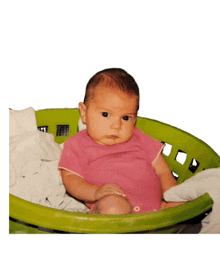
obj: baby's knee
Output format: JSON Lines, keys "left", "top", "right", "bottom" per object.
{"left": 93, "top": 194, "right": 132, "bottom": 215}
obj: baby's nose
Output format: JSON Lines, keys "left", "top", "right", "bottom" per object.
{"left": 110, "top": 118, "right": 121, "bottom": 130}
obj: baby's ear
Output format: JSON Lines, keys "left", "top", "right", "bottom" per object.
{"left": 78, "top": 102, "right": 87, "bottom": 124}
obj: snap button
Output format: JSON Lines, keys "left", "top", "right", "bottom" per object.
{"left": 134, "top": 206, "right": 140, "bottom": 212}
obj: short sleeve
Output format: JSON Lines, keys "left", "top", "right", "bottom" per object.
{"left": 58, "top": 133, "right": 85, "bottom": 178}
{"left": 135, "top": 127, "right": 164, "bottom": 164}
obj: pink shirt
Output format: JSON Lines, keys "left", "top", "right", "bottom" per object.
{"left": 58, "top": 127, "right": 164, "bottom": 213}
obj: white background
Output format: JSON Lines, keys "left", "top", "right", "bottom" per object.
{"left": 2, "top": 0, "right": 220, "bottom": 256}
{"left": 3, "top": 1, "right": 219, "bottom": 156}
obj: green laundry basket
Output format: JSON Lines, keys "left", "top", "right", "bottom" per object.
{"left": 9, "top": 108, "right": 220, "bottom": 234}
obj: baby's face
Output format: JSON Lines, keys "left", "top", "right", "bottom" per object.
{"left": 79, "top": 83, "right": 138, "bottom": 146}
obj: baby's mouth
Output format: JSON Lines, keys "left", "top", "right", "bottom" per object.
{"left": 106, "top": 135, "right": 119, "bottom": 139}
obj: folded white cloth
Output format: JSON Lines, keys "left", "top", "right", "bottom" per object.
{"left": 9, "top": 107, "right": 89, "bottom": 213}
{"left": 164, "top": 168, "right": 220, "bottom": 234}
{"left": 9, "top": 107, "right": 37, "bottom": 137}
{"left": 9, "top": 130, "right": 62, "bottom": 187}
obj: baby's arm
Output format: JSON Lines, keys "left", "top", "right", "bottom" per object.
{"left": 61, "top": 169, "right": 126, "bottom": 203}
{"left": 152, "top": 153, "right": 185, "bottom": 209}
{"left": 152, "top": 153, "right": 177, "bottom": 193}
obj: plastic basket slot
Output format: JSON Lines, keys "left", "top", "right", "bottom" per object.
{"left": 38, "top": 126, "right": 48, "bottom": 132}
{"left": 162, "top": 142, "right": 172, "bottom": 156}
{"left": 172, "top": 171, "right": 179, "bottom": 180}
{"left": 188, "top": 158, "right": 200, "bottom": 173}
{"left": 175, "top": 150, "right": 187, "bottom": 165}
{"left": 56, "top": 125, "right": 69, "bottom": 136}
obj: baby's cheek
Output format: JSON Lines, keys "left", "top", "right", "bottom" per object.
{"left": 121, "top": 128, "right": 135, "bottom": 142}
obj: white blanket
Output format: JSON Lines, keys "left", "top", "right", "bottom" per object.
{"left": 164, "top": 168, "right": 220, "bottom": 234}
{"left": 9, "top": 107, "right": 89, "bottom": 213}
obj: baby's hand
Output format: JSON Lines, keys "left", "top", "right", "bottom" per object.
{"left": 94, "top": 184, "right": 126, "bottom": 201}
{"left": 160, "top": 201, "right": 186, "bottom": 210}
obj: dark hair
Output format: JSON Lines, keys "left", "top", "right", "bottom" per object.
{"left": 84, "top": 68, "right": 140, "bottom": 111}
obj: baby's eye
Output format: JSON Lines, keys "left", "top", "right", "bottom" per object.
{"left": 122, "top": 116, "right": 131, "bottom": 121}
{"left": 102, "top": 112, "right": 110, "bottom": 118}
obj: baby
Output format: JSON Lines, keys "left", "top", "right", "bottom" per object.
{"left": 58, "top": 68, "right": 183, "bottom": 214}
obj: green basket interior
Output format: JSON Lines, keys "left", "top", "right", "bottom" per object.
{"left": 9, "top": 108, "right": 220, "bottom": 234}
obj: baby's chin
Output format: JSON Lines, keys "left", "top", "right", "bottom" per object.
{"left": 96, "top": 139, "right": 121, "bottom": 146}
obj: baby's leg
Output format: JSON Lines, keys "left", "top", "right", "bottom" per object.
{"left": 93, "top": 194, "right": 132, "bottom": 215}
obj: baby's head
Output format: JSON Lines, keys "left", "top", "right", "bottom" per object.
{"left": 79, "top": 68, "right": 139, "bottom": 146}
